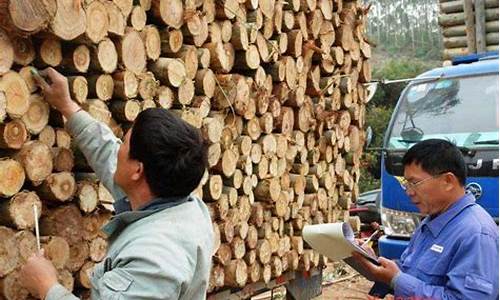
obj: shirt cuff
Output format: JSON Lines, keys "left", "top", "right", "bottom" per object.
{"left": 390, "top": 271, "right": 401, "bottom": 288}
{"left": 394, "top": 271, "right": 420, "bottom": 297}
{"left": 45, "top": 283, "right": 72, "bottom": 300}
{"left": 65, "top": 110, "right": 95, "bottom": 136}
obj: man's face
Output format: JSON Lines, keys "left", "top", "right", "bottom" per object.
{"left": 114, "top": 129, "right": 134, "bottom": 189}
{"left": 403, "top": 163, "right": 449, "bottom": 216}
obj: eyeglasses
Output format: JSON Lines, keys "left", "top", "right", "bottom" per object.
{"left": 400, "top": 173, "right": 446, "bottom": 191}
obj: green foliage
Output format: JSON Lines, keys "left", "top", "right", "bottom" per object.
{"left": 364, "top": 0, "right": 443, "bottom": 61}
{"left": 359, "top": 106, "right": 394, "bottom": 192}
{"left": 371, "top": 58, "right": 440, "bottom": 107}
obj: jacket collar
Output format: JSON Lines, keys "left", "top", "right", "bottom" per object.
{"left": 102, "top": 195, "right": 191, "bottom": 238}
{"left": 421, "top": 192, "right": 476, "bottom": 238}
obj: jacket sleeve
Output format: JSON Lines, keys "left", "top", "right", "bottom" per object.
{"left": 394, "top": 232, "right": 499, "bottom": 300}
{"left": 45, "top": 284, "right": 79, "bottom": 300}
{"left": 65, "top": 110, "right": 126, "bottom": 200}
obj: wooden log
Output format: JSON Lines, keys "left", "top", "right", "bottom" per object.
{"left": 130, "top": 5, "right": 147, "bottom": 31}
{"left": 177, "top": 79, "right": 195, "bottom": 105}
{"left": 0, "top": 226, "right": 18, "bottom": 276}
{"left": 105, "top": 1, "right": 126, "bottom": 37}
{"left": 89, "top": 236, "right": 107, "bottom": 262}
{"left": 151, "top": 0, "right": 184, "bottom": 29}
{"left": 67, "top": 241, "right": 89, "bottom": 272}
{"left": 0, "top": 191, "right": 41, "bottom": 230}
{"left": 0, "top": 119, "right": 28, "bottom": 150}
{"left": 17, "top": 141, "right": 53, "bottom": 184}
{"left": 78, "top": 261, "right": 94, "bottom": 289}
{"left": 1, "top": 71, "right": 30, "bottom": 118}
{"left": 439, "top": 9, "right": 499, "bottom": 27}
{"left": 42, "top": 236, "right": 70, "bottom": 269}
{"left": 231, "top": 236, "right": 246, "bottom": 259}
{"left": 149, "top": 57, "right": 187, "bottom": 87}
{"left": 224, "top": 259, "right": 248, "bottom": 288}
{"left": 137, "top": 72, "right": 159, "bottom": 101}
{"left": 234, "top": 45, "right": 261, "bottom": 71}
{"left": 113, "top": 70, "right": 139, "bottom": 99}
{"left": 89, "top": 38, "right": 118, "bottom": 74}
{"left": 160, "top": 29, "right": 184, "bottom": 54}
{"left": 50, "top": 0, "right": 86, "bottom": 40}
{"left": 0, "top": 0, "right": 55, "bottom": 37}
{"left": 87, "top": 74, "right": 114, "bottom": 101}
{"left": 15, "top": 230, "right": 37, "bottom": 263}
{"left": 11, "top": 36, "right": 35, "bottom": 66}
{"left": 203, "top": 42, "right": 230, "bottom": 73}
{"left": 0, "top": 158, "right": 25, "bottom": 197}
{"left": 254, "top": 178, "right": 281, "bottom": 202}
{"left": 67, "top": 76, "right": 88, "bottom": 105}
{"left": 203, "top": 174, "right": 223, "bottom": 201}
{"left": 76, "top": 181, "right": 98, "bottom": 214}
{"left": 116, "top": 28, "right": 147, "bottom": 75}
{"left": 40, "top": 204, "right": 84, "bottom": 246}
{"left": 38, "top": 172, "right": 76, "bottom": 203}
{"left": 55, "top": 129, "right": 71, "bottom": 149}
{"left": 141, "top": 25, "right": 161, "bottom": 61}
{"left": 85, "top": 0, "right": 109, "bottom": 43}
{"left": 209, "top": 265, "right": 225, "bottom": 290}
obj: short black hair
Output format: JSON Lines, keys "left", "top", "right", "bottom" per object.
{"left": 402, "top": 139, "right": 467, "bottom": 186}
{"left": 129, "top": 108, "right": 207, "bottom": 198}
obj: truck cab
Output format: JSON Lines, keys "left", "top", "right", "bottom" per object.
{"left": 378, "top": 53, "right": 499, "bottom": 259}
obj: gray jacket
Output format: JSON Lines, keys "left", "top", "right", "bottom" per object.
{"left": 46, "top": 111, "right": 214, "bottom": 300}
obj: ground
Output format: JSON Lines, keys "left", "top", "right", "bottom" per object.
{"left": 251, "top": 262, "right": 395, "bottom": 300}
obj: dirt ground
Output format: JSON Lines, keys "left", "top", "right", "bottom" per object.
{"left": 315, "top": 274, "right": 379, "bottom": 300}
{"left": 252, "top": 262, "right": 394, "bottom": 300}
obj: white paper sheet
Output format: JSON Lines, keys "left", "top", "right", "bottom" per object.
{"left": 302, "top": 222, "right": 380, "bottom": 280}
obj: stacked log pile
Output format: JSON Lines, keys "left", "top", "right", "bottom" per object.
{"left": 0, "top": 0, "right": 371, "bottom": 298}
{"left": 438, "top": 0, "right": 498, "bottom": 59}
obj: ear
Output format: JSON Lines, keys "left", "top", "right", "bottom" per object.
{"left": 442, "top": 172, "right": 456, "bottom": 191}
{"left": 131, "top": 161, "right": 144, "bottom": 181}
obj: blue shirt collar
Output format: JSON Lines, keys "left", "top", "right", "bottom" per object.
{"left": 421, "top": 192, "right": 476, "bottom": 238}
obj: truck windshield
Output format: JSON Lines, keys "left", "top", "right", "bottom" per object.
{"left": 387, "top": 73, "right": 499, "bottom": 150}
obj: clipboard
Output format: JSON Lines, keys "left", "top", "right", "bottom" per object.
{"left": 302, "top": 222, "right": 380, "bottom": 280}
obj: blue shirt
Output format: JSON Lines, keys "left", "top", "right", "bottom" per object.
{"left": 394, "top": 193, "right": 499, "bottom": 299}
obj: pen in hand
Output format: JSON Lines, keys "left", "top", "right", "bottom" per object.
{"left": 361, "top": 228, "right": 381, "bottom": 248}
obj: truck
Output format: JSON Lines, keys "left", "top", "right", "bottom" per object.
{"left": 376, "top": 52, "right": 499, "bottom": 259}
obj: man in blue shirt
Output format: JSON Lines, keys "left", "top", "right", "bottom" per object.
{"left": 353, "top": 139, "right": 499, "bottom": 299}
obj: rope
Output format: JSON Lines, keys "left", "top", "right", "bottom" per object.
{"left": 213, "top": 75, "right": 236, "bottom": 125}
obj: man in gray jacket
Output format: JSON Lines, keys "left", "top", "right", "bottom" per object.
{"left": 20, "top": 68, "right": 214, "bottom": 300}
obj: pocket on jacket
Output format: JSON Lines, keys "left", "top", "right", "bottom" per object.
{"left": 416, "top": 253, "right": 448, "bottom": 285}
{"left": 103, "top": 269, "right": 134, "bottom": 291}
{"left": 101, "top": 269, "right": 134, "bottom": 300}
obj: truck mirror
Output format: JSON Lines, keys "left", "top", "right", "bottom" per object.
{"left": 400, "top": 127, "right": 423, "bottom": 141}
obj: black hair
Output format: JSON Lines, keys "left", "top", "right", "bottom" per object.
{"left": 129, "top": 108, "right": 207, "bottom": 198}
{"left": 402, "top": 139, "right": 467, "bottom": 186}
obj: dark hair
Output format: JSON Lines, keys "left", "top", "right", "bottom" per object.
{"left": 129, "top": 108, "right": 207, "bottom": 198}
{"left": 402, "top": 139, "right": 467, "bottom": 186}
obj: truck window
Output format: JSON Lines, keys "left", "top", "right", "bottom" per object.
{"left": 387, "top": 73, "right": 499, "bottom": 150}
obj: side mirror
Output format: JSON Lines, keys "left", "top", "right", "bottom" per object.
{"left": 365, "top": 126, "right": 373, "bottom": 149}
{"left": 400, "top": 127, "right": 424, "bottom": 141}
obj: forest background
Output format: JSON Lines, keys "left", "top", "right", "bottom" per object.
{"left": 360, "top": 0, "right": 445, "bottom": 191}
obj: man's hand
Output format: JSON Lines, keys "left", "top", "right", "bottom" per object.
{"left": 34, "top": 67, "right": 81, "bottom": 119}
{"left": 355, "top": 238, "right": 377, "bottom": 257}
{"left": 20, "top": 250, "right": 59, "bottom": 299}
{"left": 352, "top": 251, "right": 400, "bottom": 286}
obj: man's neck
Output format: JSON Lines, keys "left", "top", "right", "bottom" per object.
{"left": 125, "top": 184, "right": 156, "bottom": 211}
{"left": 432, "top": 188, "right": 467, "bottom": 218}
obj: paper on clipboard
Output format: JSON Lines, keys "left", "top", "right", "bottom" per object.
{"left": 302, "top": 222, "right": 380, "bottom": 280}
